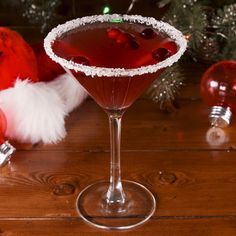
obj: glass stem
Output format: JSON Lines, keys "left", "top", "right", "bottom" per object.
{"left": 106, "top": 110, "right": 125, "bottom": 204}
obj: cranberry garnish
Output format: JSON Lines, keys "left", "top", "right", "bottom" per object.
{"left": 140, "top": 28, "right": 157, "bottom": 39}
{"left": 70, "top": 56, "right": 90, "bottom": 65}
{"left": 124, "top": 33, "right": 135, "bottom": 40}
{"left": 126, "top": 39, "right": 140, "bottom": 49}
{"left": 116, "top": 33, "right": 129, "bottom": 44}
{"left": 152, "top": 48, "right": 172, "bottom": 62}
{"left": 117, "top": 33, "right": 136, "bottom": 44}
{"left": 107, "top": 28, "right": 122, "bottom": 39}
{"left": 161, "top": 40, "right": 178, "bottom": 55}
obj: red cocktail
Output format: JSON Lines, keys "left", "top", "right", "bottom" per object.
{"left": 52, "top": 20, "right": 178, "bottom": 110}
{"left": 45, "top": 14, "right": 187, "bottom": 230}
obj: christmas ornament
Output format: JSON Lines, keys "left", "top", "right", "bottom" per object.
{"left": 0, "top": 108, "right": 15, "bottom": 167}
{"left": 0, "top": 27, "right": 38, "bottom": 90}
{"left": 200, "top": 60, "right": 236, "bottom": 127}
{"left": 146, "top": 0, "right": 236, "bottom": 110}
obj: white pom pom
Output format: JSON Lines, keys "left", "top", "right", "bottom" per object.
{"left": 0, "top": 79, "right": 67, "bottom": 144}
{"left": 47, "top": 73, "right": 87, "bottom": 113}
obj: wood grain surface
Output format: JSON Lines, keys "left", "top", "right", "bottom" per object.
{"left": 0, "top": 218, "right": 235, "bottom": 236}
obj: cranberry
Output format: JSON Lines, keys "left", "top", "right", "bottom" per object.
{"left": 161, "top": 40, "right": 178, "bottom": 55}
{"left": 116, "top": 33, "right": 129, "bottom": 44}
{"left": 140, "top": 28, "right": 157, "bottom": 39}
{"left": 70, "top": 56, "right": 90, "bottom": 65}
{"left": 107, "top": 28, "right": 122, "bottom": 39}
{"left": 126, "top": 39, "right": 140, "bottom": 49}
{"left": 124, "top": 33, "right": 135, "bottom": 40}
{"left": 152, "top": 48, "right": 172, "bottom": 62}
{"left": 117, "top": 32, "right": 138, "bottom": 49}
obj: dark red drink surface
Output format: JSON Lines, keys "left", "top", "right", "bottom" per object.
{"left": 53, "top": 22, "right": 178, "bottom": 110}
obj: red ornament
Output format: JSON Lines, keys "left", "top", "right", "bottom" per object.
{"left": 32, "top": 42, "right": 64, "bottom": 82}
{"left": 0, "top": 108, "right": 15, "bottom": 166}
{"left": 200, "top": 60, "right": 236, "bottom": 127}
{"left": 0, "top": 27, "right": 38, "bottom": 90}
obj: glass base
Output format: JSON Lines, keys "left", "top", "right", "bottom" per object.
{"left": 76, "top": 180, "right": 156, "bottom": 230}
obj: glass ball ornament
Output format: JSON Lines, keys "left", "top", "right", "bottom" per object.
{"left": 200, "top": 60, "right": 236, "bottom": 127}
{"left": 0, "top": 108, "right": 15, "bottom": 166}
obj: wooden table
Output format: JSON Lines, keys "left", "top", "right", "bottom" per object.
{"left": 1, "top": 64, "right": 236, "bottom": 235}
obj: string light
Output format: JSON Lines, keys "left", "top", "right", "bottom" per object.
{"left": 102, "top": 5, "right": 111, "bottom": 14}
{"left": 127, "top": 0, "right": 138, "bottom": 13}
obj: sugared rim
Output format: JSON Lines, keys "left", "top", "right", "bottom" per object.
{"left": 44, "top": 14, "right": 187, "bottom": 77}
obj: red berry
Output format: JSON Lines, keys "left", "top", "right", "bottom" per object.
{"left": 116, "top": 32, "right": 138, "bottom": 49}
{"left": 116, "top": 33, "right": 128, "bottom": 44}
{"left": 124, "top": 33, "right": 135, "bottom": 40}
{"left": 152, "top": 48, "right": 172, "bottom": 62}
{"left": 160, "top": 39, "right": 178, "bottom": 55}
{"left": 126, "top": 39, "right": 140, "bottom": 50}
{"left": 107, "top": 28, "right": 122, "bottom": 39}
{"left": 70, "top": 56, "right": 90, "bottom": 65}
{"left": 140, "top": 28, "right": 157, "bottom": 39}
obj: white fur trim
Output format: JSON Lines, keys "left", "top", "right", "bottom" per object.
{"left": 47, "top": 73, "right": 87, "bottom": 113}
{"left": 0, "top": 79, "right": 67, "bottom": 144}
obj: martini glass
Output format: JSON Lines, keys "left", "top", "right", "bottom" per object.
{"left": 44, "top": 14, "right": 187, "bottom": 230}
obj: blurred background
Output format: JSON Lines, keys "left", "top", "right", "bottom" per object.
{"left": 0, "top": 0, "right": 168, "bottom": 42}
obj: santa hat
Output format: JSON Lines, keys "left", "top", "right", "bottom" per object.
{"left": 0, "top": 27, "right": 87, "bottom": 146}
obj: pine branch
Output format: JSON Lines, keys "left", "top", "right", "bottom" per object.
{"left": 146, "top": 63, "right": 184, "bottom": 109}
{"left": 20, "top": 0, "right": 62, "bottom": 32}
